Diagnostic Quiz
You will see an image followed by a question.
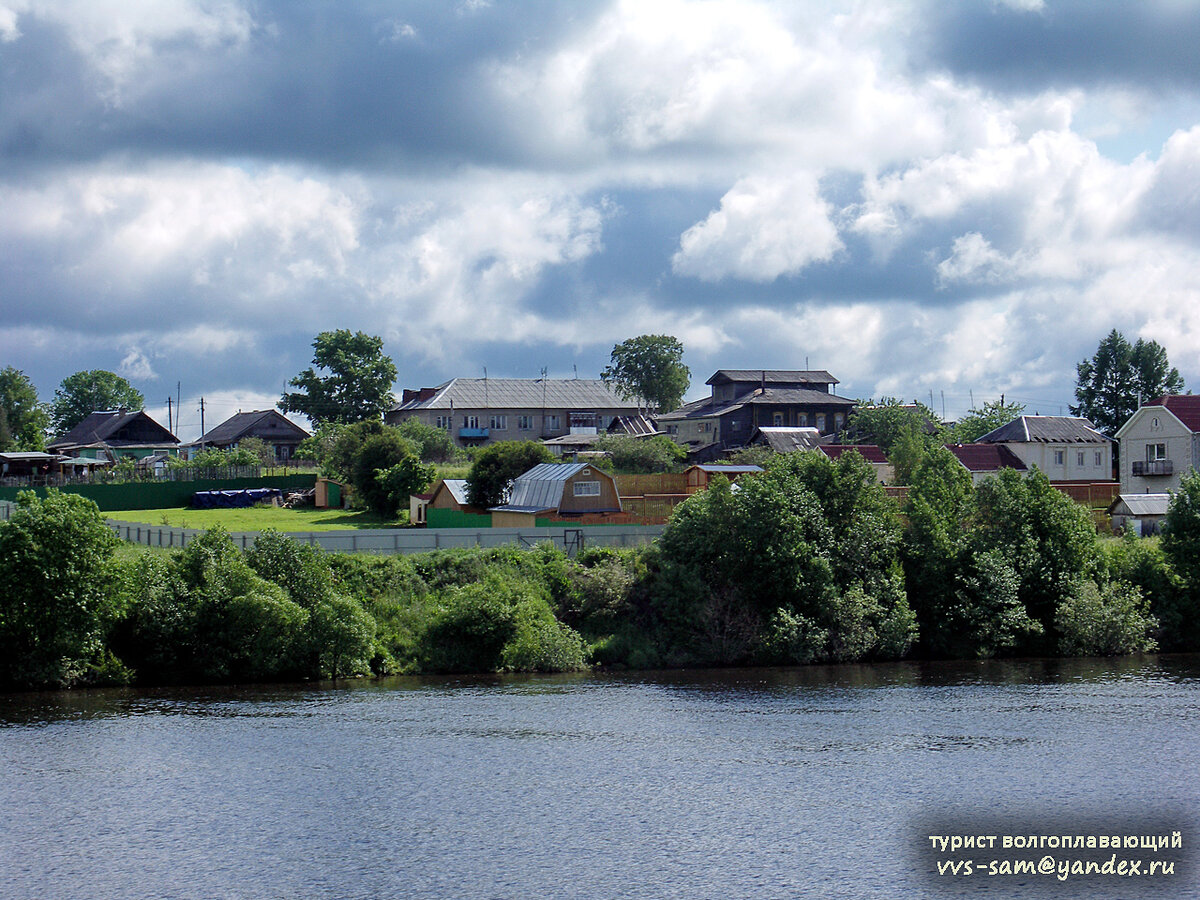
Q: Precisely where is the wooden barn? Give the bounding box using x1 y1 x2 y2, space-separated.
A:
684 464 764 493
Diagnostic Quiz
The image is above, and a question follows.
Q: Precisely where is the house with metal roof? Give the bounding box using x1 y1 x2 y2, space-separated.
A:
386 378 644 448
47 409 179 461
1107 493 1171 536
1115 395 1200 495
658 370 855 454
193 410 310 462
975 415 1113 482
489 462 621 526
944 443 1028 484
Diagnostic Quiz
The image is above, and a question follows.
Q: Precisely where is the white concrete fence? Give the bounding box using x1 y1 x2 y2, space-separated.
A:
104 519 666 556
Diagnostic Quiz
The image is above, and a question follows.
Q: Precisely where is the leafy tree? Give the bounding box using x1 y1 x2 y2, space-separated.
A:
351 430 419 516
888 421 936 486
843 398 943 453
593 433 687 473
1071 329 1184 435
1160 470 1200 649
237 437 274 468
466 440 554 508
601 334 690 412
0 367 49 450
396 417 460 463
376 457 437 517
1055 580 1157 656
0 490 123 687
279 330 397 426
49 369 144 437
950 398 1026 443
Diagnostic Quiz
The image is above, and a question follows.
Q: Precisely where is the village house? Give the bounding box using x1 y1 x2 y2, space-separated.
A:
191 409 311 462
945 443 1028 485
975 415 1114 482
657 370 855 455
489 462 622 526
47 409 179 462
1115 394 1200 494
386 378 644 448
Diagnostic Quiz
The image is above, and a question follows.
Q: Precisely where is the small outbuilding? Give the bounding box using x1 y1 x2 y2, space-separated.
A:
489 462 621 526
1108 493 1171 537
685 464 764 493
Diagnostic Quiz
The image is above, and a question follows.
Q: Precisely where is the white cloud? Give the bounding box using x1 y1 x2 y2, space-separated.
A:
118 347 157 380
673 173 843 281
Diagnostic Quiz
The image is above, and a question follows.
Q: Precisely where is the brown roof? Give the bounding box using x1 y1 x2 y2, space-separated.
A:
1146 395 1200 432
945 443 1028 473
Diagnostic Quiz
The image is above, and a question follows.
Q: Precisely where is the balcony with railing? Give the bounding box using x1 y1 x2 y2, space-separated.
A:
458 427 490 440
1132 459 1174 476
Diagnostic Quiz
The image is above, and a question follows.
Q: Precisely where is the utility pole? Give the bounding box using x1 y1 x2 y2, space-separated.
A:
166 396 173 433
199 397 206 448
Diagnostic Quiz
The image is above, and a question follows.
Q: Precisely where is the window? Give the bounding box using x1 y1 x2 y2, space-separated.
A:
435 415 452 430
545 415 560 430
517 415 533 430
773 413 783 426
816 413 826 432
835 412 845 430
463 415 478 429
1147 443 1167 461
573 481 601 497
1077 451 1085 466
489 415 507 430
1094 451 1102 466
1053 450 1064 465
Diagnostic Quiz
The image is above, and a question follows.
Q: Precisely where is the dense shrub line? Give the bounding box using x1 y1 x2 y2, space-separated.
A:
3 456 1200 689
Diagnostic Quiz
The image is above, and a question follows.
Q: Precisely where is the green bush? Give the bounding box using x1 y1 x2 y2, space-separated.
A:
1056 580 1158 656
0 490 123 687
420 578 521 673
593 433 687 473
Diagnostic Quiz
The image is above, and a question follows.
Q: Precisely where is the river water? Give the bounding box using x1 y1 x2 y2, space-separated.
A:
2 655 1197 900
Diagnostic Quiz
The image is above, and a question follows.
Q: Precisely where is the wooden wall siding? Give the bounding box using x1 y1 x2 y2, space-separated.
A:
559 469 621 513
614 473 688 496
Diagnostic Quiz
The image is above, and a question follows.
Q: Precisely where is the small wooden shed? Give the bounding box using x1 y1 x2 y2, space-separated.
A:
685 464 764 493
490 462 621 526
1108 493 1171 536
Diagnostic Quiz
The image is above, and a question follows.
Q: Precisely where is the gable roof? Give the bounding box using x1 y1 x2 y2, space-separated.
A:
1144 395 1200 432
393 378 642 412
49 409 178 450
977 415 1111 444
494 462 617 512
945 443 1028 473
198 410 310 446
430 478 470 507
1109 493 1171 517
707 369 838 387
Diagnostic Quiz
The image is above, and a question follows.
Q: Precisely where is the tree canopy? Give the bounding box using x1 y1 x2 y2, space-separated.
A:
950 398 1026 444
601 334 690 412
279 330 397 426
49 370 145 437
842 398 943 453
466 440 554 509
0 367 49 451
1071 329 1184 435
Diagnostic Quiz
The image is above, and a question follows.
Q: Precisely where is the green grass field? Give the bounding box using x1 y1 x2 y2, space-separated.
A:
106 505 403 532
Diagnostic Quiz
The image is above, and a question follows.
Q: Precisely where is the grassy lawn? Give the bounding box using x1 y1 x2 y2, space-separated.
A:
106 505 404 532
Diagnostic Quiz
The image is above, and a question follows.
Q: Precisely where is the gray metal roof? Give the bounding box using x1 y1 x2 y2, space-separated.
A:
505 462 588 509
199 410 310 445
440 479 469 506
394 378 642 412
977 415 1111 444
751 426 823 452
692 464 765 474
1110 493 1171 516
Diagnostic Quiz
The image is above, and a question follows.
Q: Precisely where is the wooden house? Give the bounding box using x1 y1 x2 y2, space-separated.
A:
489 463 621 526
47 409 179 461
194 409 311 462
684 464 764 493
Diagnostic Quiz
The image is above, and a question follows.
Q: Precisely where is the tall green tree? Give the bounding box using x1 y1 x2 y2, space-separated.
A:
1160 470 1200 649
1071 329 1184 435
279 330 397 426
466 440 554 508
843 398 943 453
49 370 144 437
951 398 1026 444
601 334 690 412
0 367 49 450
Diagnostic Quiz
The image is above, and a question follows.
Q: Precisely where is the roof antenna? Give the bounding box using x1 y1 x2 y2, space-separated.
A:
573 364 578 380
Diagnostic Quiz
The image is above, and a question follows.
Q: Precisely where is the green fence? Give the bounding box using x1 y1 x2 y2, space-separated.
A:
0 474 318 512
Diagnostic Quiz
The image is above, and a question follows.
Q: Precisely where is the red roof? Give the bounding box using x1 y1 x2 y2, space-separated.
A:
820 444 887 464
945 443 1028 473
1147 395 1200 432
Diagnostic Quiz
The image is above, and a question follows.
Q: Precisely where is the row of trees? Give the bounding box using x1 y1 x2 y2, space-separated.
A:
8 458 1200 689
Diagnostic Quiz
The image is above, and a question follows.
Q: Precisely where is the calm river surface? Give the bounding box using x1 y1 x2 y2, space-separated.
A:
2 656 1198 900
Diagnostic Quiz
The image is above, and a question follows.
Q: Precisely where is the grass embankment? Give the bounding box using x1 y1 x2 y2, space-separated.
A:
107 505 403 531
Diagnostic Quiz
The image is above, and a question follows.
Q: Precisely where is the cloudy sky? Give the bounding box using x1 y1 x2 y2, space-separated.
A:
4 0 1200 439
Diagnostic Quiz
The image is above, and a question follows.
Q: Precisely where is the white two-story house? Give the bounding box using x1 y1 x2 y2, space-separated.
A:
1115 395 1200 494
975 415 1114 482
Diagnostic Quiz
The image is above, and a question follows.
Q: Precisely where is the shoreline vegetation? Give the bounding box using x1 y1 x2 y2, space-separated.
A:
3 449 1199 691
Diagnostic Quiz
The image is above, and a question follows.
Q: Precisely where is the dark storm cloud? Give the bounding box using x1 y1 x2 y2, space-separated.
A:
0 1 611 171
918 0 1200 93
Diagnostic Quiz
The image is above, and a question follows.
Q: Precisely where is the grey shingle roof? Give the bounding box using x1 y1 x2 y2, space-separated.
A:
394 378 642 412
49 410 177 449
199 410 310 446
977 415 1111 444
